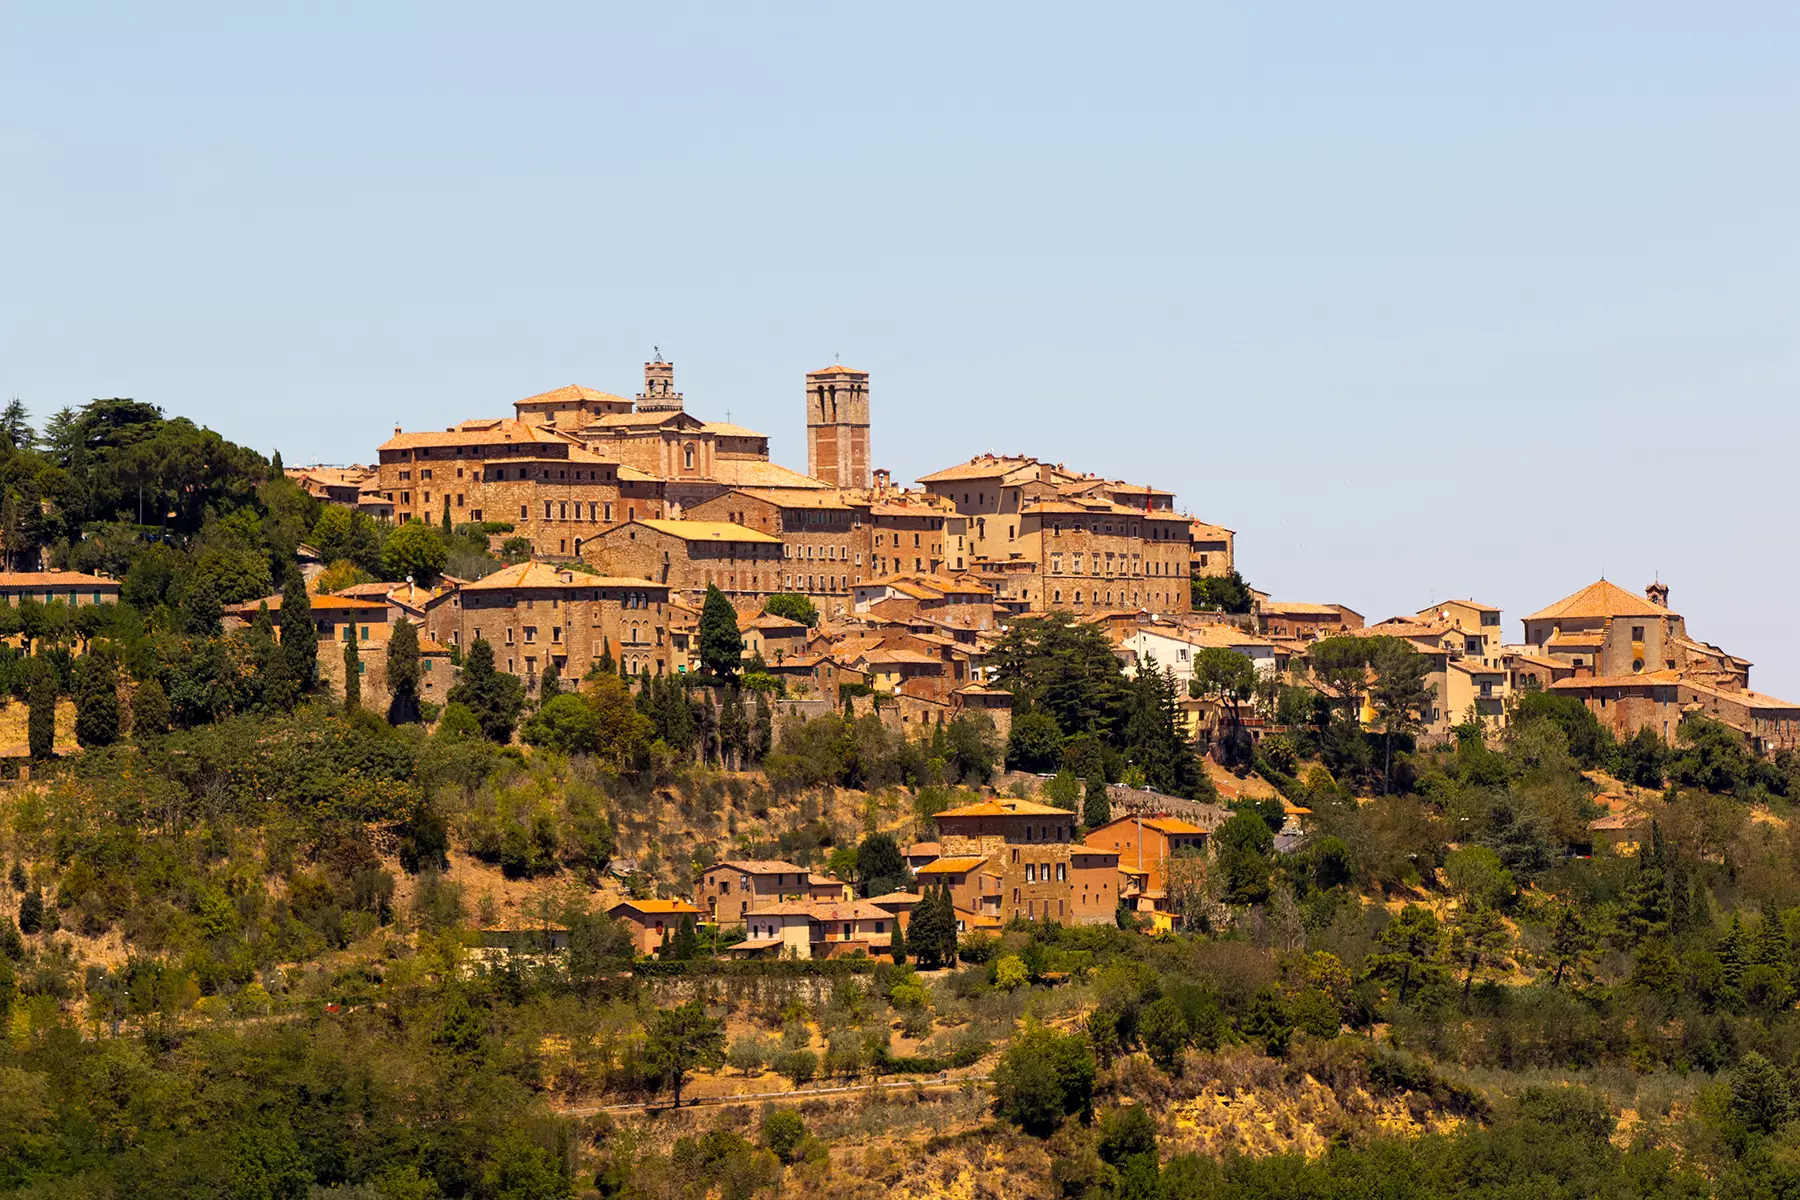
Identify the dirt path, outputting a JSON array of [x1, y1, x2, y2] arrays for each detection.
[[556, 1073, 990, 1117]]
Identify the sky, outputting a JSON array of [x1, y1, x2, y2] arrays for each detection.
[[4, 4, 1798, 695]]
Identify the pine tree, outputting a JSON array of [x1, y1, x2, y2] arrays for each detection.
[[698, 585, 743, 681], [27, 660, 56, 760], [1721, 914, 1750, 988], [343, 628, 361, 711], [386, 616, 421, 724], [277, 567, 317, 701], [1756, 901, 1791, 970], [445, 637, 525, 742]]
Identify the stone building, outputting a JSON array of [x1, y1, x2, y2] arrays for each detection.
[[924, 796, 1117, 926], [453, 561, 674, 683], [581, 520, 784, 611], [694, 859, 846, 927], [683, 489, 862, 616], [0, 571, 119, 607], [916, 455, 1197, 616]]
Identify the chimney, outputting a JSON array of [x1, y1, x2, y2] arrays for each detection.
[[1646, 581, 1669, 609]]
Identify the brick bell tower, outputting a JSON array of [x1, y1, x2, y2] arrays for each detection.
[[805, 362, 870, 489], [636, 350, 683, 412]]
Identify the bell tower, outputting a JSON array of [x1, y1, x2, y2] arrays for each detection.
[[636, 351, 683, 412], [805, 363, 870, 489]]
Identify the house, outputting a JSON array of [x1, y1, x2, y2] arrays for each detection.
[[1119, 622, 1284, 689], [738, 612, 810, 663], [1259, 602, 1363, 641], [608, 899, 703, 956], [694, 859, 823, 926], [866, 891, 923, 929], [0, 571, 120, 607], [734, 900, 900, 959], [1085, 813, 1214, 896]]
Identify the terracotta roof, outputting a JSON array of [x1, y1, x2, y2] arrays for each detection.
[[380, 419, 561, 451], [953, 907, 1004, 929], [1681, 680, 1800, 712], [903, 841, 942, 858], [1508, 652, 1568, 670], [608, 899, 701, 915], [1550, 670, 1684, 690], [1421, 599, 1500, 614], [632, 520, 782, 544], [867, 891, 923, 905], [225, 593, 387, 614], [1525, 580, 1670, 622], [516, 384, 632, 409], [1188, 520, 1234, 540], [713, 859, 809, 875], [751, 899, 892, 920], [0, 571, 118, 588], [914, 856, 991, 875], [462, 561, 663, 591], [739, 613, 808, 632], [936, 798, 1077, 819], [590, 410, 701, 429], [1131, 624, 1280, 651], [724, 488, 850, 510], [1263, 601, 1354, 617], [708, 460, 831, 490], [1447, 659, 1507, 677], [699, 422, 768, 438], [1546, 630, 1605, 648], [808, 363, 865, 376], [917, 455, 1039, 484]]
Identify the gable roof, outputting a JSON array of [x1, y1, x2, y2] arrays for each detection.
[[633, 520, 782, 544], [608, 898, 701, 915], [708, 460, 832, 490], [713, 859, 809, 875], [935, 798, 1077, 819], [1526, 580, 1670, 622], [460, 561, 663, 591]]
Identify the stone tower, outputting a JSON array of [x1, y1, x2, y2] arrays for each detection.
[[636, 355, 683, 412], [805, 363, 871, 489]]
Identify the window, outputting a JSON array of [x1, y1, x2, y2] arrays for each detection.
[[1631, 626, 1645, 640]]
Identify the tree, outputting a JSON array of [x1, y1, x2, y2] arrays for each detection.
[[314, 558, 373, 594], [1214, 810, 1274, 905], [277, 567, 316, 702], [387, 615, 421, 724], [343, 627, 362, 711], [441, 494, 452, 532], [1444, 845, 1515, 909], [1449, 903, 1510, 1002], [1365, 904, 1448, 1007], [27, 659, 56, 760], [761, 1107, 808, 1163], [1139, 996, 1191, 1072], [1006, 709, 1064, 773], [1732, 1051, 1795, 1136], [888, 914, 907, 965], [855, 832, 908, 898], [645, 1000, 726, 1108], [181, 577, 222, 636], [538, 656, 562, 701], [0, 398, 34, 451], [447, 637, 526, 743], [1043, 769, 1081, 811], [1082, 777, 1112, 830], [1190, 647, 1258, 727], [763, 592, 819, 628], [1368, 636, 1435, 790], [18, 888, 44, 935], [382, 519, 448, 585], [132, 677, 169, 738], [699, 585, 743, 680], [909, 885, 957, 968], [1192, 568, 1252, 614], [74, 646, 120, 748], [993, 1024, 1095, 1133]]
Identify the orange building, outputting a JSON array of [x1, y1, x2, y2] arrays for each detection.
[[608, 898, 703, 956]]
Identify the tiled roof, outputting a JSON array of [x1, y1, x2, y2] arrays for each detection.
[[709, 460, 832, 489], [0, 571, 118, 588], [1677, 680, 1800, 712], [633, 520, 782, 544], [751, 900, 892, 920], [935, 798, 1077, 819], [739, 613, 808, 632], [1525, 580, 1669, 622], [460, 562, 662, 591], [699, 422, 768, 438], [591, 410, 701, 429], [1546, 630, 1605, 647], [609, 898, 701, 915], [1550, 670, 1684, 690], [866, 891, 923, 905], [516, 384, 631, 408], [808, 363, 865, 376], [1262, 602, 1353, 617], [380, 419, 560, 451], [917, 455, 1039, 484], [225, 593, 387, 614], [1188, 520, 1234, 540], [914, 856, 991, 875], [714, 859, 809, 875], [725, 487, 850, 510]]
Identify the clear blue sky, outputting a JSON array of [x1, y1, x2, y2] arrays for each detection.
[[5, 4, 1798, 695]]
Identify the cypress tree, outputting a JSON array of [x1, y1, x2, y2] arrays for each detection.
[[1083, 776, 1111, 830], [27, 660, 56, 760], [597, 637, 615, 675], [386, 616, 421, 724], [889, 913, 907, 965], [278, 567, 317, 701], [539, 656, 562, 702], [343, 627, 361, 711], [442, 494, 453, 532], [698, 584, 743, 681], [74, 648, 120, 748], [132, 678, 170, 738]]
